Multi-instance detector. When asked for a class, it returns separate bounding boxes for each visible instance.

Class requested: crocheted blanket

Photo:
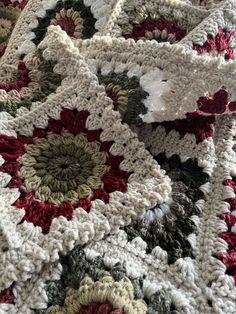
[0,1,236,313]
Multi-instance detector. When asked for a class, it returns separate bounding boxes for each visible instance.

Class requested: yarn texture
[0,1,236,314]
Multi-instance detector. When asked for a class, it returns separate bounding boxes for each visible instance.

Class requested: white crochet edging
[193,114,236,314]
[138,124,216,175]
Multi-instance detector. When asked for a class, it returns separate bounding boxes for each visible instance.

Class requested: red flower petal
[130,25,145,39]
[231,270,236,284]
[225,198,236,210]
[60,109,90,134]
[197,89,228,114]
[1,160,20,175]
[8,176,23,188]
[98,303,118,314]
[102,171,127,192]
[0,61,30,92]
[226,47,234,60]
[79,302,123,314]
[106,155,123,168]
[218,250,236,270]
[15,191,35,208]
[204,35,216,52]
[197,96,214,113]
[216,27,233,52]
[214,89,229,112]
[229,101,236,112]
[111,169,130,180]
[219,212,236,228]
[93,189,109,202]
[17,135,33,145]
[9,82,20,91]
[0,135,25,160]
[193,44,204,55]
[224,179,236,192]
[57,202,74,220]
[60,108,75,127]
[142,17,156,30]
[219,231,236,249]
[48,118,63,134]
[56,16,76,37]
[78,198,92,211]
[175,28,186,40]
[86,130,101,142]
[23,202,57,233]
[155,17,168,31]
[111,309,125,314]
[100,141,112,152]
[20,200,76,233]
[33,128,47,138]
[0,286,14,304]
[15,0,28,9]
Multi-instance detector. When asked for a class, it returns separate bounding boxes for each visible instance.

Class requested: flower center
[0,106,131,234]
[56,16,76,37]
[47,155,81,180]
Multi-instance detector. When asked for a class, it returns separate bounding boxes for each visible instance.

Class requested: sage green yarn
[98,72,148,125]
[18,131,108,205]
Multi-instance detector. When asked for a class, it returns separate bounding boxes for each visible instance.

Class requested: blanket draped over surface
[0,1,236,313]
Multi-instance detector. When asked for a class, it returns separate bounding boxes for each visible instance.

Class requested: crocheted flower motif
[0,2,23,58]
[50,8,84,39]
[125,154,208,263]
[47,274,146,314]
[0,49,62,116]
[122,7,186,42]
[32,0,96,46]
[37,246,179,313]
[98,72,148,125]
[193,27,235,60]
[0,108,129,233]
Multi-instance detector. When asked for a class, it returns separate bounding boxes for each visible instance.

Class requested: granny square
[0,26,171,290]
